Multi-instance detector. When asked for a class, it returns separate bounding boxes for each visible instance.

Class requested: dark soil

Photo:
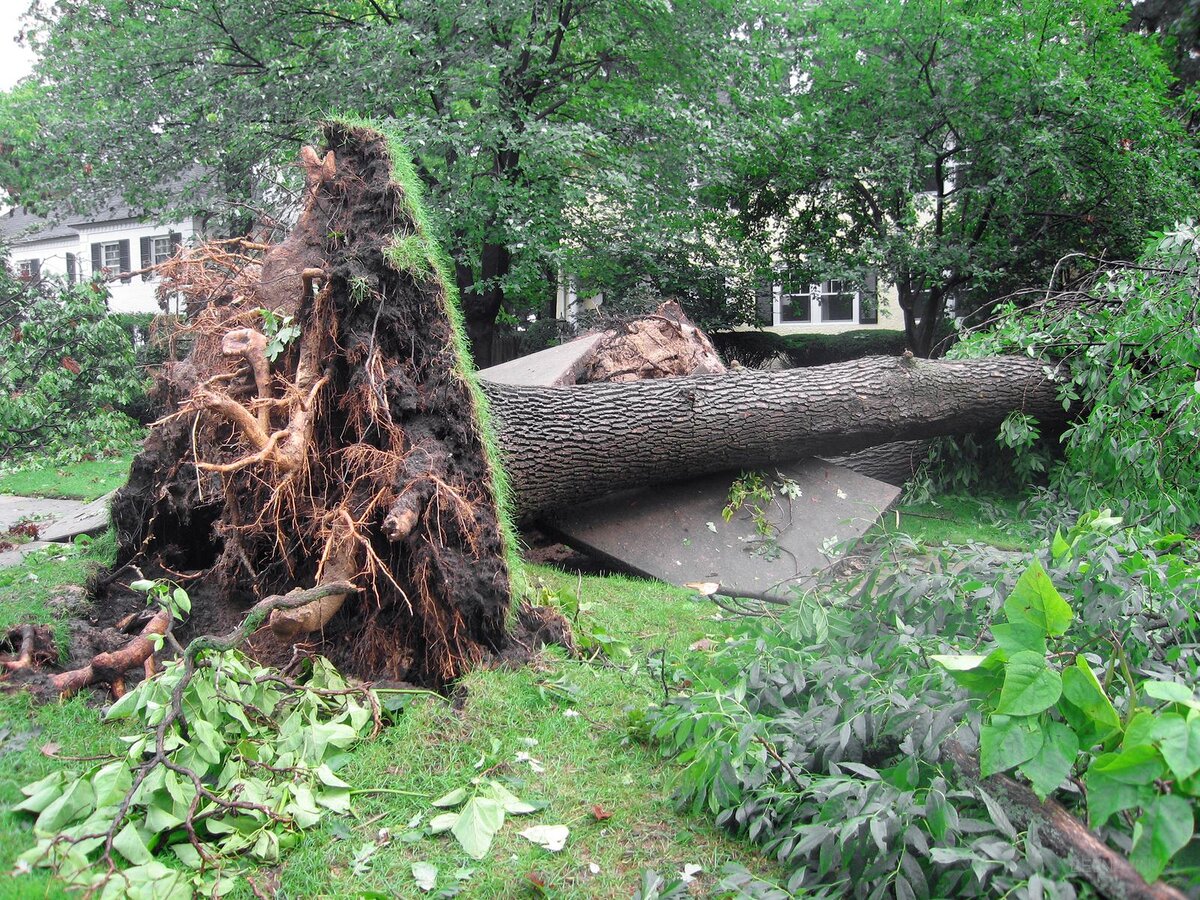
[106,123,513,687]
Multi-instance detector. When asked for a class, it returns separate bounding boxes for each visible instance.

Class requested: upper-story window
[91,239,132,283]
[101,242,122,270]
[17,259,40,281]
[151,235,172,264]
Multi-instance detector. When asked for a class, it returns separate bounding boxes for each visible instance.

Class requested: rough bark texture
[108,123,512,686]
[486,354,1065,517]
[944,740,1187,900]
[826,439,934,486]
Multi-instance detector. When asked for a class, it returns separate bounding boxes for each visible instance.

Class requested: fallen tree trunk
[79,124,1064,689]
[485,354,1065,517]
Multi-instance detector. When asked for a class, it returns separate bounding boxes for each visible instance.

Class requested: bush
[0,274,148,462]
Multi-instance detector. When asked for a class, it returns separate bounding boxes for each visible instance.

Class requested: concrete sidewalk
[0,491,115,568]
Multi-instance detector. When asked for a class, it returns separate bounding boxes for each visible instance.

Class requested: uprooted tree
[109,122,515,688]
[15,121,1066,694]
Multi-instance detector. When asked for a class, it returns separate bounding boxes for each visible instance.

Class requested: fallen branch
[943,739,1187,900]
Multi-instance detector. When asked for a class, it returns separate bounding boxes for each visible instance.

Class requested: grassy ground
[885,491,1037,550]
[0,539,779,898]
[0,456,1038,897]
[0,456,135,502]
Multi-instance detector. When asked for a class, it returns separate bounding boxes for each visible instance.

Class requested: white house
[0,201,202,314]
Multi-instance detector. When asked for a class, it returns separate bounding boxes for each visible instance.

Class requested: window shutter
[30,259,40,280]
[66,254,76,285]
[169,231,182,252]
[139,236,152,281]
[119,239,132,283]
[91,242,102,278]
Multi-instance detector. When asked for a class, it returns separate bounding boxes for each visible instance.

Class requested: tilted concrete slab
[0,495,88,533]
[478,333,604,387]
[543,459,900,600]
[39,491,116,542]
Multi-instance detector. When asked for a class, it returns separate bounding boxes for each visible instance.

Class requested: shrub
[0,273,148,462]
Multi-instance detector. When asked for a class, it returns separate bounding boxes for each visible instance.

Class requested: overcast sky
[0,7,37,92]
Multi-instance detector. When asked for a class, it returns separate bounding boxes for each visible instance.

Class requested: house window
[774,271,879,326]
[101,242,122,270]
[817,279,856,322]
[91,239,132,283]
[151,236,172,264]
[140,232,182,280]
[778,273,812,323]
[17,259,40,281]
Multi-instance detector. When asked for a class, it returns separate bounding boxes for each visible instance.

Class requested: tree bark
[944,740,1186,900]
[484,354,1065,517]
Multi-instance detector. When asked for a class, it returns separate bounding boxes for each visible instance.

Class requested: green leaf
[1084,763,1153,828]
[1130,794,1194,883]
[1018,721,1078,800]
[172,842,203,869]
[1091,744,1165,786]
[1003,561,1072,636]
[429,812,459,833]
[15,772,68,813]
[479,779,536,814]
[451,796,505,860]
[412,861,438,892]
[432,787,468,808]
[990,622,1047,656]
[980,715,1044,778]
[933,649,1005,693]
[931,654,987,670]
[34,777,94,834]
[996,651,1062,717]
[171,586,191,616]
[1061,658,1121,737]
[1153,714,1200,781]
[112,822,154,865]
[1050,528,1070,562]
[1144,680,1200,710]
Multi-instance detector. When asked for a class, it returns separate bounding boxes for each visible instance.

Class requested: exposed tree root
[48,608,172,700]
[107,123,512,686]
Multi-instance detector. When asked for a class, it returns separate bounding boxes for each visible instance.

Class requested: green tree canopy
[7,0,770,362]
[734,0,1197,355]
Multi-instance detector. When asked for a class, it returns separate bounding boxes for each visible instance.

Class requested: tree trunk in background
[485,354,1066,517]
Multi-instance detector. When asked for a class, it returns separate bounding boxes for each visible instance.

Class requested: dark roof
[0,167,210,247]
[0,207,78,245]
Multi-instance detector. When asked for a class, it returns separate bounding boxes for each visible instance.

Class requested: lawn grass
[0,455,134,502]
[0,539,779,898]
[884,490,1038,550]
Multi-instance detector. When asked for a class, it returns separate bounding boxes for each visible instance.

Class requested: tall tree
[734,0,1196,356]
[8,0,759,364]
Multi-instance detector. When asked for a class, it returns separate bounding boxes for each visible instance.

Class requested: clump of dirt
[104,122,513,687]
